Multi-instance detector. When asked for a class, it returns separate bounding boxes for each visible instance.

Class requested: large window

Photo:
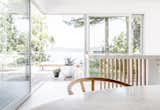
[0,0,30,109]
[88,14,144,55]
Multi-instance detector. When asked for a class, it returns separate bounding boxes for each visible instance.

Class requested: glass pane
[89,17,105,54]
[0,0,30,109]
[109,17,128,54]
[31,7,85,88]
[132,14,143,54]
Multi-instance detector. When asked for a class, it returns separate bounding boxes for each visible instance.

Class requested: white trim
[43,13,132,16]
[105,17,109,55]
[31,0,45,14]
[84,14,88,76]
[28,0,32,92]
[41,12,142,16]
[87,13,131,17]
[141,14,144,55]
[88,54,160,59]
[86,15,90,76]
[128,15,132,54]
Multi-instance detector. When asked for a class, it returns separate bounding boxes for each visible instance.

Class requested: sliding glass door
[0,0,31,110]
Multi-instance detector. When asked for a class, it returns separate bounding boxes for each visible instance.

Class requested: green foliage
[0,14,26,53]
[109,32,128,53]
[0,11,54,64]
[53,68,61,73]
[31,11,54,64]
[53,68,61,77]
[89,58,100,68]
[89,58,100,76]
[64,57,76,66]
[63,17,85,27]
[132,16,141,53]
[16,57,26,65]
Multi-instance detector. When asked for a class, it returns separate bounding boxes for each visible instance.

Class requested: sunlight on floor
[18,81,70,110]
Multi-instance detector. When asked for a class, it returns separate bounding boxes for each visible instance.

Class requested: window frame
[85,14,144,56]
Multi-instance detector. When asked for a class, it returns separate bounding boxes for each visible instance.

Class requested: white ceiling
[32,0,160,14]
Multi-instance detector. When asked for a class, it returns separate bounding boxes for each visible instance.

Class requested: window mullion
[140,14,144,55]
[84,14,89,76]
[105,17,109,55]
[128,15,132,55]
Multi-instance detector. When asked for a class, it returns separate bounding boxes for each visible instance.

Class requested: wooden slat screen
[98,57,147,87]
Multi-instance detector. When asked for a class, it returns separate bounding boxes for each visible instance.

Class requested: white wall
[33,0,160,55]
[148,59,160,85]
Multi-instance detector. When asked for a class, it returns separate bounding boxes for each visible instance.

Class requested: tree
[0,13,54,64]
[132,16,141,53]
[109,32,128,53]
[0,14,17,52]
[31,14,54,64]
[0,13,28,53]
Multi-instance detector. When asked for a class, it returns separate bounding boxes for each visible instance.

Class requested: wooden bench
[39,63,81,71]
[40,63,64,71]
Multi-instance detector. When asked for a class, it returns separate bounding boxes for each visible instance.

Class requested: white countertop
[32,85,160,110]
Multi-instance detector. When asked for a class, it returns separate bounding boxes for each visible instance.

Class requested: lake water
[46,47,84,64]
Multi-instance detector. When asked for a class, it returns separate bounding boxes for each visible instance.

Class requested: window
[0,0,30,109]
[89,17,105,54]
[132,14,144,54]
[87,14,144,55]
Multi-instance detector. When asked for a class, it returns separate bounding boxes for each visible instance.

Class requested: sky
[46,15,85,49]
[45,15,126,49]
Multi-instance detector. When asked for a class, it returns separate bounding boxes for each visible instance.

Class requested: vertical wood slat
[112,59,114,88]
[100,59,103,77]
[120,59,123,82]
[104,59,106,89]
[108,59,110,88]
[116,59,118,87]
[97,57,147,88]
[144,59,147,85]
[128,59,130,85]
[124,59,127,83]
[91,80,94,91]
[100,59,103,90]
[140,59,142,85]
[80,81,85,92]
[136,59,139,86]
[132,59,135,85]
[120,59,123,87]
